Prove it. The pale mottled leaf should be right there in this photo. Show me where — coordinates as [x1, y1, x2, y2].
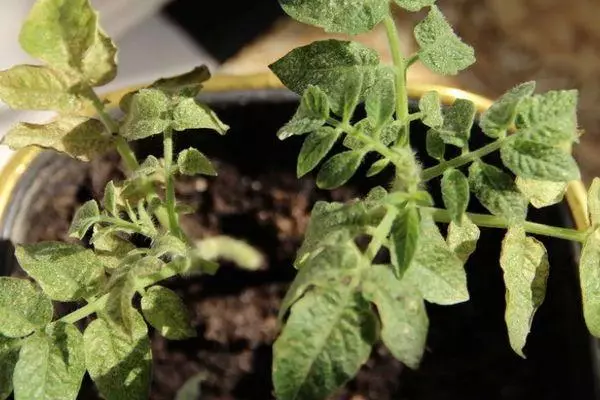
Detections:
[480, 81, 535, 138]
[194, 236, 264, 271]
[0, 335, 20, 400]
[178, 147, 217, 176]
[447, 215, 480, 263]
[141, 286, 195, 340]
[81, 30, 117, 86]
[297, 127, 341, 177]
[589, 178, 600, 226]
[119, 89, 170, 140]
[365, 66, 396, 128]
[0, 277, 53, 338]
[441, 168, 469, 223]
[68, 199, 100, 239]
[151, 66, 210, 97]
[317, 150, 365, 189]
[172, 98, 229, 134]
[425, 129, 444, 160]
[395, 0, 436, 11]
[419, 90, 443, 128]
[516, 177, 567, 209]
[580, 230, 600, 337]
[432, 98, 475, 148]
[278, 85, 330, 139]
[366, 158, 390, 177]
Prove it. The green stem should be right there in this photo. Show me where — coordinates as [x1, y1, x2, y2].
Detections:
[421, 138, 507, 181]
[383, 15, 408, 125]
[163, 128, 182, 238]
[365, 206, 398, 261]
[425, 207, 587, 242]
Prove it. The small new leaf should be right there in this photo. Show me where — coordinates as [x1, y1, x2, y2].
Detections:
[516, 177, 567, 209]
[178, 148, 217, 176]
[480, 82, 536, 138]
[278, 0, 389, 34]
[141, 286, 195, 340]
[501, 139, 580, 182]
[68, 199, 100, 239]
[278, 85, 330, 139]
[317, 150, 364, 189]
[414, 6, 475, 75]
[432, 99, 475, 149]
[441, 168, 469, 223]
[297, 127, 341, 177]
[362, 265, 428, 368]
[500, 228, 549, 356]
[419, 91, 443, 128]
[447, 215, 480, 263]
[13, 322, 85, 400]
[15, 242, 106, 301]
[119, 89, 170, 140]
[389, 205, 420, 278]
[172, 98, 229, 134]
[0, 335, 20, 400]
[270, 40, 379, 116]
[0, 277, 53, 338]
[468, 161, 527, 224]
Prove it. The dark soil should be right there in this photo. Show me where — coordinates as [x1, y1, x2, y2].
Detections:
[11, 97, 598, 400]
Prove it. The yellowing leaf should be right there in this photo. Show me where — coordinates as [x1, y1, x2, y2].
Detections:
[447, 215, 480, 263]
[516, 177, 567, 209]
[82, 30, 117, 87]
[499, 228, 549, 356]
[579, 229, 600, 337]
[588, 178, 600, 226]
[172, 98, 229, 134]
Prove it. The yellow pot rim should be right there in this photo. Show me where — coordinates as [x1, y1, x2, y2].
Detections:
[0, 72, 589, 231]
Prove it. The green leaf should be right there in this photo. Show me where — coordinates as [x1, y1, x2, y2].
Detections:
[84, 311, 151, 400]
[432, 99, 475, 148]
[172, 98, 229, 134]
[580, 229, 600, 337]
[480, 81, 536, 138]
[81, 30, 117, 86]
[404, 213, 469, 305]
[317, 150, 364, 189]
[120, 89, 170, 140]
[15, 242, 105, 301]
[499, 228, 549, 356]
[103, 181, 118, 216]
[414, 6, 475, 75]
[193, 236, 264, 271]
[390, 205, 420, 279]
[278, 85, 330, 139]
[425, 129, 445, 160]
[468, 161, 527, 224]
[367, 158, 391, 177]
[0, 65, 90, 112]
[92, 228, 135, 269]
[297, 127, 341, 177]
[278, 0, 388, 34]
[141, 286, 195, 340]
[134, 156, 163, 179]
[68, 199, 100, 239]
[447, 215, 480, 263]
[395, 0, 436, 11]
[501, 139, 580, 182]
[588, 178, 600, 226]
[280, 242, 364, 321]
[2, 117, 112, 161]
[273, 287, 377, 400]
[419, 91, 443, 128]
[0, 335, 20, 400]
[441, 168, 469, 223]
[13, 322, 85, 400]
[270, 40, 379, 116]
[516, 177, 567, 209]
[0, 277, 53, 338]
[362, 265, 428, 368]
[177, 148, 217, 176]
[515, 90, 578, 146]
[365, 66, 396, 128]
[151, 65, 210, 97]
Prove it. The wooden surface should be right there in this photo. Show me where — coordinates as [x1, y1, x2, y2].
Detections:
[221, 0, 600, 183]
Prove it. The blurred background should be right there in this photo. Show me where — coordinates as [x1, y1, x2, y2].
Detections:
[0, 0, 598, 182]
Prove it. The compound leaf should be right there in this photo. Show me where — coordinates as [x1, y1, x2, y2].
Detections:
[141, 286, 195, 340]
[0, 277, 53, 338]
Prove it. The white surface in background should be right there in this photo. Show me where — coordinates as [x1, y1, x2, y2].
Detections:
[0, 1, 218, 173]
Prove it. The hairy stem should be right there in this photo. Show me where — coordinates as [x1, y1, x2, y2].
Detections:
[425, 207, 587, 242]
[365, 206, 398, 261]
[383, 15, 408, 126]
[163, 128, 183, 238]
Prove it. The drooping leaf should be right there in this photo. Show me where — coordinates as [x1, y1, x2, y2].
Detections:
[278, 85, 330, 139]
[516, 177, 567, 209]
[499, 228, 549, 356]
[297, 127, 341, 177]
[425, 129, 445, 160]
[13, 322, 85, 400]
[367, 158, 391, 177]
[278, 0, 389, 34]
[84, 311, 151, 400]
[404, 213, 469, 305]
[2, 117, 112, 161]
[395, 0, 436, 11]
[0, 335, 20, 400]
[270, 40, 379, 115]
[317, 150, 365, 189]
[362, 265, 428, 368]
[172, 98, 229, 134]
[0, 65, 89, 112]
[480, 81, 536, 138]
[177, 148, 217, 176]
[441, 168, 469, 223]
[588, 178, 600, 226]
[501, 139, 580, 182]
[0, 277, 53, 338]
[68, 199, 100, 239]
[419, 90, 443, 128]
[446, 215, 480, 263]
[468, 161, 527, 224]
[414, 6, 475, 75]
[432, 99, 475, 148]
[119, 89, 170, 140]
[81, 30, 118, 86]
[515, 90, 579, 146]
[141, 286, 195, 340]
[389, 205, 420, 279]
[273, 287, 377, 400]
[15, 242, 105, 301]
[279, 241, 365, 321]
[151, 65, 211, 97]
[365, 66, 396, 128]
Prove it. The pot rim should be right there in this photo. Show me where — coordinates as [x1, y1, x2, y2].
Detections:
[0, 71, 589, 232]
